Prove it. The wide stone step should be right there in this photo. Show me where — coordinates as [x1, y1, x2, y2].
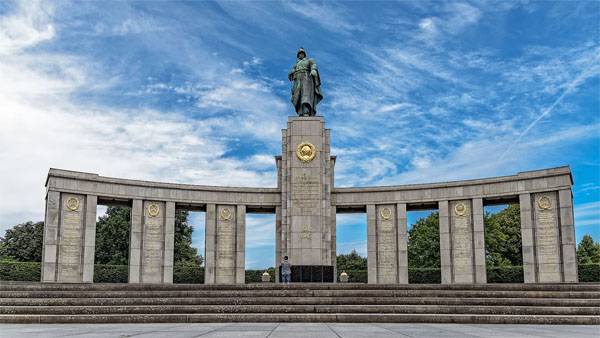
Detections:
[1, 304, 598, 316]
[1, 296, 597, 307]
[1, 313, 598, 324]
[2, 289, 598, 299]
[3, 296, 598, 307]
[1, 282, 598, 292]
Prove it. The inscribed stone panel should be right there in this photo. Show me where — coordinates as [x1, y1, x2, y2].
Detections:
[57, 194, 85, 282]
[377, 205, 397, 283]
[533, 192, 562, 282]
[450, 200, 474, 282]
[216, 205, 236, 283]
[141, 201, 164, 283]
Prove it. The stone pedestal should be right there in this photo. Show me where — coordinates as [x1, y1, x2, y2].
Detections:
[204, 204, 245, 284]
[278, 116, 334, 271]
[42, 192, 97, 283]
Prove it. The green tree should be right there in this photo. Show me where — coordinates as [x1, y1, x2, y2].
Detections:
[94, 207, 131, 265]
[337, 249, 367, 271]
[408, 212, 440, 268]
[174, 210, 202, 265]
[484, 204, 523, 267]
[577, 234, 600, 265]
[0, 221, 43, 262]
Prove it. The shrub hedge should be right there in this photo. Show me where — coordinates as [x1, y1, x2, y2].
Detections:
[487, 266, 525, 283]
[579, 263, 600, 282]
[1, 261, 598, 283]
[93, 265, 128, 283]
[0, 261, 41, 281]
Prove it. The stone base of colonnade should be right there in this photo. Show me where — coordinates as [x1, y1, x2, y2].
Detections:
[0, 282, 598, 324]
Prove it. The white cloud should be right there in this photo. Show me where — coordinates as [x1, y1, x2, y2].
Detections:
[0, 1, 54, 55]
[0, 2, 279, 232]
[283, 1, 360, 34]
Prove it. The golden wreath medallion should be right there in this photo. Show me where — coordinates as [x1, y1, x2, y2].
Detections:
[66, 197, 80, 211]
[380, 207, 392, 220]
[147, 203, 160, 217]
[220, 207, 232, 221]
[537, 196, 551, 210]
[296, 142, 316, 163]
[454, 202, 467, 216]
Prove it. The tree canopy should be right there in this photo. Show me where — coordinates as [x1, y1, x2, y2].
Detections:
[337, 249, 367, 271]
[577, 234, 600, 265]
[484, 204, 523, 267]
[0, 221, 43, 262]
[0, 207, 202, 266]
[408, 212, 440, 268]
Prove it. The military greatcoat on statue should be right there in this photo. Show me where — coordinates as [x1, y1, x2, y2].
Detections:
[288, 48, 323, 116]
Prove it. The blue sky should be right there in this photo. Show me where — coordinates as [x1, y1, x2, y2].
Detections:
[0, 1, 598, 269]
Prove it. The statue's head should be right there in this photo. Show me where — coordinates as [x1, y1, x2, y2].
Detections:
[296, 47, 306, 59]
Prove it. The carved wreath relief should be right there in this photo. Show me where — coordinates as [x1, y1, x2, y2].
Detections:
[537, 196, 552, 210]
[454, 202, 467, 216]
[220, 207, 232, 221]
[296, 142, 316, 163]
[380, 207, 392, 220]
[147, 203, 160, 217]
[65, 197, 80, 211]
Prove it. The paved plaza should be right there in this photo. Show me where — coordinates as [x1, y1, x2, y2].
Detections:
[0, 323, 598, 338]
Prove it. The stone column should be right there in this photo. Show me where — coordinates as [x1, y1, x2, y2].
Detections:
[42, 192, 97, 283]
[235, 205, 246, 284]
[128, 199, 143, 283]
[519, 193, 537, 283]
[533, 192, 562, 282]
[275, 205, 282, 282]
[41, 191, 60, 282]
[558, 189, 578, 282]
[367, 204, 377, 284]
[397, 203, 408, 284]
[213, 204, 245, 284]
[367, 204, 399, 284]
[520, 191, 575, 283]
[204, 204, 216, 284]
[438, 201, 452, 284]
[439, 200, 478, 284]
[472, 198, 487, 283]
[331, 206, 337, 280]
[163, 202, 175, 284]
[140, 201, 166, 283]
[82, 195, 97, 283]
[449, 200, 476, 283]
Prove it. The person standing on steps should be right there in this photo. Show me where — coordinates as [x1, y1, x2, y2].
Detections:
[281, 256, 292, 284]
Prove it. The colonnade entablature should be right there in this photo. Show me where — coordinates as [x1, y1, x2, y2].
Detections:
[41, 117, 577, 285]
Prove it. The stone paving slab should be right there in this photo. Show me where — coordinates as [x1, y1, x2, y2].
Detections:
[0, 323, 598, 338]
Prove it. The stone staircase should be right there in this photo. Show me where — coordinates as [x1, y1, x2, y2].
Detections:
[0, 282, 598, 324]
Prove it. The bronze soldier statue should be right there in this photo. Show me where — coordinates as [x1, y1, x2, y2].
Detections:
[288, 48, 323, 116]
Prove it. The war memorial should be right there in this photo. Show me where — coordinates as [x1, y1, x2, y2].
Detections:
[0, 49, 597, 325]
